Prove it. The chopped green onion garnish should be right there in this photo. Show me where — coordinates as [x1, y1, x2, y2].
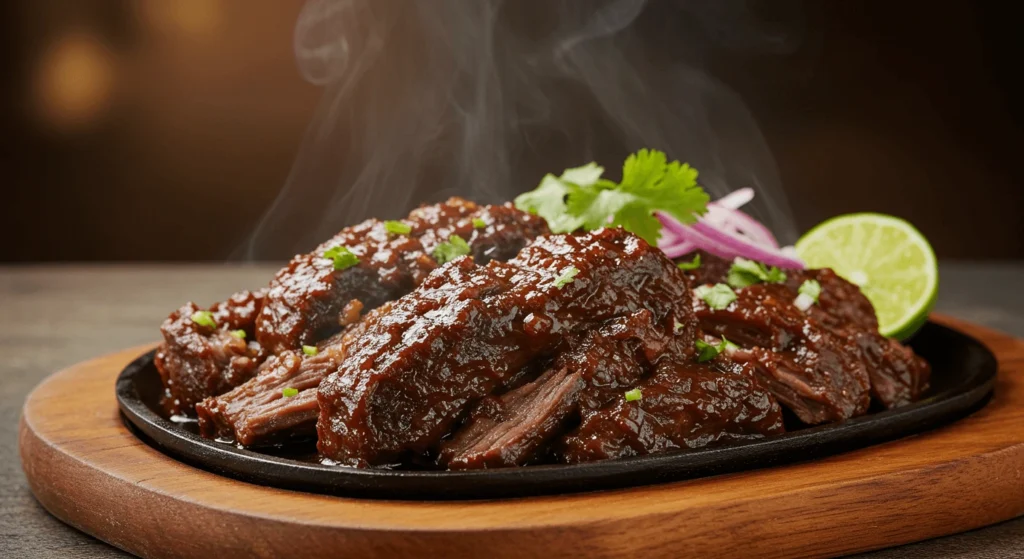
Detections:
[674, 320, 686, 334]
[695, 339, 719, 362]
[302, 345, 318, 356]
[191, 310, 216, 329]
[798, 279, 821, 300]
[695, 336, 737, 362]
[726, 257, 786, 289]
[323, 245, 360, 271]
[229, 329, 246, 339]
[432, 234, 472, 264]
[553, 266, 579, 289]
[472, 217, 487, 229]
[624, 388, 643, 402]
[282, 387, 299, 398]
[795, 279, 822, 311]
[677, 254, 701, 271]
[384, 220, 412, 235]
[695, 283, 737, 310]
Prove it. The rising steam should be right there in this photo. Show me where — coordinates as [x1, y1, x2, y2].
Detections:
[238, 0, 803, 260]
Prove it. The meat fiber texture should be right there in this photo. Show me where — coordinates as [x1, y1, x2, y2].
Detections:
[192, 199, 548, 444]
[316, 228, 707, 467]
[683, 251, 930, 423]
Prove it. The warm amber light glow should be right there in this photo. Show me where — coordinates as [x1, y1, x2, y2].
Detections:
[140, 0, 224, 37]
[32, 32, 116, 132]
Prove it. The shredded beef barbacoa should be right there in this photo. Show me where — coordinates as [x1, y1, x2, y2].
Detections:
[154, 201, 931, 469]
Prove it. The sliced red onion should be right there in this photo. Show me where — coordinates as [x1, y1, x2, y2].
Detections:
[658, 213, 739, 260]
[657, 212, 805, 269]
[691, 219, 804, 269]
[658, 239, 696, 259]
[655, 187, 804, 268]
[711, 187, 755, 210]
[703, 205, 779, 249]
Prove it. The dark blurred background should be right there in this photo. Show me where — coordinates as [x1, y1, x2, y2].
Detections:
[1, 0, 1021, 262]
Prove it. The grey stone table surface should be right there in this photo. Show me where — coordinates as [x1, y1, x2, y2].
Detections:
[1, 262, 1023, 558]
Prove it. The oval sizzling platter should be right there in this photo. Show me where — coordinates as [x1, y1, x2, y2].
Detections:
[116, 320, 996, 500]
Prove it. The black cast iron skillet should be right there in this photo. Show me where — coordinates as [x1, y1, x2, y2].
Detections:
[116, 321, 996, 500]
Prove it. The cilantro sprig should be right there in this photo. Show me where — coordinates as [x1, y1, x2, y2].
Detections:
[694, 283, 737, 310]
[432, 235, 471, 264]
[727, 257, 786, 289]
[514, 149, 709, 245]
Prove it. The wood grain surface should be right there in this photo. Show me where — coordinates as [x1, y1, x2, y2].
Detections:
[17, 314, 1024, 559]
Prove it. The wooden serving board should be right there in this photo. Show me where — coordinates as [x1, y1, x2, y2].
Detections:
[19, 315, 1024, 559]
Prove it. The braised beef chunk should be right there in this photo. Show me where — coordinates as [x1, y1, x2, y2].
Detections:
[196, 309, 377, 445]
[317, 228, 698, 467]
[693, 283, 873, 424]
[154, 289, 266, 415]
[560, 360, 785, 463]
[854, 331, 931, 408]
[680, 251, 878, 331]
[440, 366, 585, 470]
[440, 309, 688, 469]
[255, 198, 548, 354]
[195, 202, 549, 446]
[683, 250, 928, 414]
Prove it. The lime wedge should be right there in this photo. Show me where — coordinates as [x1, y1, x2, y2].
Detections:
[794, 213, 937, 340]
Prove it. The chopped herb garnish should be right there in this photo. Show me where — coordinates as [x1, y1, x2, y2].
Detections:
[695, 283, 737, 310]
[472, 217, 487, 229]
[674, 320, 685, 334]
[384, 220, 412, 235]
[323, 245, 360, 271]
[432, 234, 471, 264]
[695, 339, 720, 362]
[191, 310, 216, 329]
[229, 329, 246, 339]
[514, 149, 709, 245]
[695, 336, 738, 362]
[302, 345, 318, 356]
[624, 388, 643, 402]
[795, 279, 822, 311]
[677, 253, 701, 271]
[282, 387, 299, 398]
[726, 257, 786, 289]
[553, 266, 579, 289]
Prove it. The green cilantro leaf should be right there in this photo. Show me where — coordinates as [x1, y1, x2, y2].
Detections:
[229, 329, 246, 339]
[302, 345, 318, 356]
[695, 339, 720, 362]
[553, 266, 579, 289]
[624, 388, 643, 402]
[282, 387, 299, 398]
[472, 217, 487, 229]
[384, 220, 412, 235]
[191, 310, 216, 329]
[323, 245, 360, 271]
[695, 283, 737, 310]
[432, 234, 471, 264]
[677, 253, 701, 271]
[726, 257, 787, 289]
[515, 151, 709, 244]
[513, 163, 604, 233]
